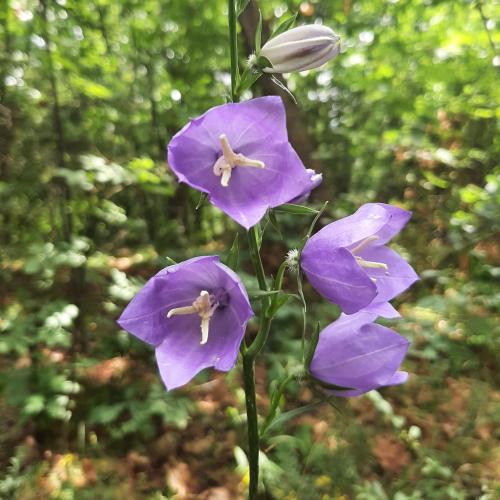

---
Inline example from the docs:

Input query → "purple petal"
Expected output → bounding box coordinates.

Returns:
[307,204,391,250]
[117,256,253,347]
[372,203,412,245]
[361,301,401,318]
[288,169,323,204]
[301,245,377,314]
[310,321,409,393]
[155,298,248,390]
[357,246,419,303]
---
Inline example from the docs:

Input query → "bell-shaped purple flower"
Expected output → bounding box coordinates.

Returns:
[310,310,410,397]
[167,96,319,229]
[301,203,419,314]
[117,256,253,390]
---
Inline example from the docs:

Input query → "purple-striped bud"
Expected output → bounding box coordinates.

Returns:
[260,25,340,74]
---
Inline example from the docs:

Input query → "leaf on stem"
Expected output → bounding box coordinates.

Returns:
[268,210,283,240]
[224,233,239,270]
[274,203,319,215]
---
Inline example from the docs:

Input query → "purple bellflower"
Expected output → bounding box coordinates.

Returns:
[301,203,419,314]
[310,310,410,397]
[117,256,253,390]
[167,96,319,229]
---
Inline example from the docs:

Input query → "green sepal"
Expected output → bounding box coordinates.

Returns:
[165,256,178,266]
[255,9,263,54]
[270,75,297,104]
[237,66,263,95]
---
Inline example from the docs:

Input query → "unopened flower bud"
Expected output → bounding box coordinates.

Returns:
[260,25,340,74]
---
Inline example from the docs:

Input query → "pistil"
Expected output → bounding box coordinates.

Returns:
[166,290,218,345]
[213,134,265,187]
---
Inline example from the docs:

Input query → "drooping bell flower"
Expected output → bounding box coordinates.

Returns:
[301,203,419,314]
[260,25,340,74]
[167,96,319,229]
[117,256,253,390]
[310,310,410,397]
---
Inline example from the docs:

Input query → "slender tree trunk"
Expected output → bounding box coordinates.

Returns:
[40,0,73,241]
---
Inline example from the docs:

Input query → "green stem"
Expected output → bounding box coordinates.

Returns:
[228,0,238,101]
[227,3,260,496]
[242,353,259,499]
[247,226,267,292]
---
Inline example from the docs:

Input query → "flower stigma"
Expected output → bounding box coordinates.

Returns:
[351,235,389,272]
[166,290,219,345]
[213,134,265,187]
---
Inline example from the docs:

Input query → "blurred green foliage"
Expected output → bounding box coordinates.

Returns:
[0,0,498,498]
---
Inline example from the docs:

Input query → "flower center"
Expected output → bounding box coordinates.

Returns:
[350,235,388,272]
[166,290,219,345]
[213,134,265,187]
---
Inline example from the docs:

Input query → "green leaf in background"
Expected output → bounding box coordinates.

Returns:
[269,12,298,39]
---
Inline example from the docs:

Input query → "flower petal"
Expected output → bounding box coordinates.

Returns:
[357,246,419,302]
[117,256,223,346]
[155,297,249,391]
[310,321,409,392]
[168,97,313,228]
[371,203,412,245]
[307,203,390,250]
[301,246,377,314]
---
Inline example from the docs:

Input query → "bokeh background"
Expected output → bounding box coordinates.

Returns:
[1,0,499,498]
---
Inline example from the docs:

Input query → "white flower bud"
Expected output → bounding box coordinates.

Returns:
[260,25,340,74]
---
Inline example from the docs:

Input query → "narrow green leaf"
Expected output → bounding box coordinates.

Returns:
[236,0,250,16]
[255,10,263,54]
[267,293,290,317]
[268,210,283,240]
[270,12,298,39]
[305,200,329,240]
[264,401,322,434]
[274,203,319,215]
[195,192,207,210]
[165,256,178,266]
[270,75,297,104]
[304,322,321,369]
[248,289,280,299]
[224,233,239,270]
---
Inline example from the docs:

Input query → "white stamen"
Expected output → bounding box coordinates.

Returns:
[213,134,265,187]
[351,235,379,255]
[166,290,218,345]
[355,256,388,270]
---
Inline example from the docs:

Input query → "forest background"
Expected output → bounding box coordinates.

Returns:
[0,0,498,498]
